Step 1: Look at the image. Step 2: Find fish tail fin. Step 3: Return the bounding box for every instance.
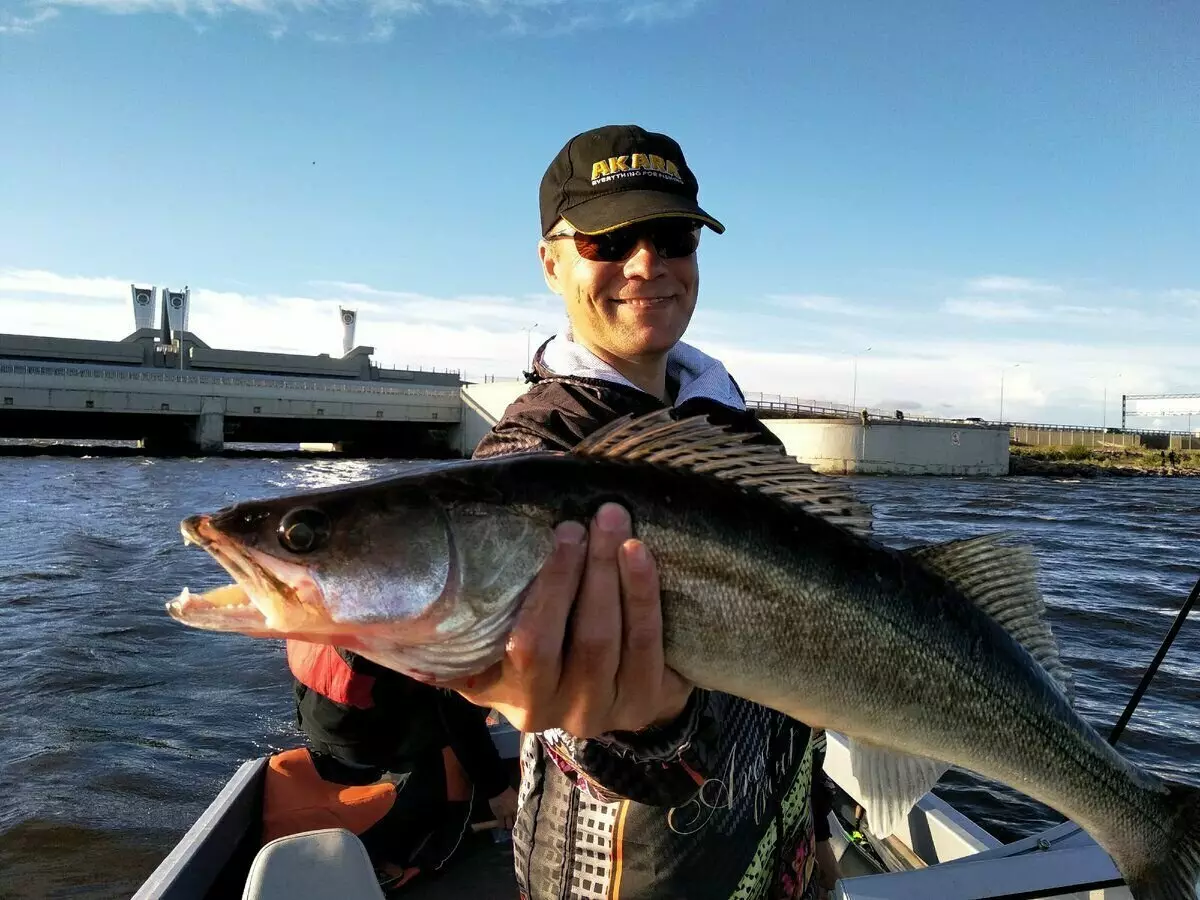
[1125,781,1200,900]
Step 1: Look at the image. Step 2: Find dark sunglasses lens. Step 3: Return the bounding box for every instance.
[652,225,700,258]
[573,231,634,262]
[574,222,699,262]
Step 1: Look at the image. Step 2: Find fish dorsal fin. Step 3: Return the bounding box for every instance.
[571,410,873,537]
[905,535,1074,702]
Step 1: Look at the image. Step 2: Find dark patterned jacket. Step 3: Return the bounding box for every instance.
[472,341,832,900]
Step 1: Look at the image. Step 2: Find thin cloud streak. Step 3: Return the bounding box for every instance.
[0,268,131,299]
[942,298,1043,321]
[764,294,879,318]
[0,8,59,33]
[967,275,1063,295]
[3,0,700,38]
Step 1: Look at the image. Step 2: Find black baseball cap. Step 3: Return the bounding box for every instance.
[539,124,725,237]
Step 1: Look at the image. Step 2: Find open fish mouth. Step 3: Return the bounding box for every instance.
[167,515,328,634]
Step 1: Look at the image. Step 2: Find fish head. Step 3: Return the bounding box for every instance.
[167,473,558,682]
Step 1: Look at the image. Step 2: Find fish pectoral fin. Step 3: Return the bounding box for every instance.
[903,535,1075,704]
[847,737,949,839]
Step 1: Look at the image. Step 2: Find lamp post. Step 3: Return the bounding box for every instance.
[851,346,872,411]
[1102,373,1122,431]
[523,322,539,369]
[999,363,1020,423]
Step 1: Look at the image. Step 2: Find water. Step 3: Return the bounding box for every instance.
[1,459,1198,898]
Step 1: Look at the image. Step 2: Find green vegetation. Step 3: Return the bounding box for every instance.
[1009,444,1199,477]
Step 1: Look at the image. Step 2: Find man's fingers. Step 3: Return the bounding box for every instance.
[560,504,627,704]
[503,520,587,721]
[614,537,665,728]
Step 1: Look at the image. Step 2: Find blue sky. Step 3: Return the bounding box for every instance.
[2,0,1197,428]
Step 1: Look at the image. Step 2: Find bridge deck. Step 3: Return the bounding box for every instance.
[0,360,462,452]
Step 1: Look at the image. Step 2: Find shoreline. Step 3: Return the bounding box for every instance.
[1009,449,1198,479]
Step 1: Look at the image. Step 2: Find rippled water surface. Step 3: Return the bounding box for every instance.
[1,457,1198,898]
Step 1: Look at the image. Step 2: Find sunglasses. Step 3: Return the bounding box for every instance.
[545,220,701,263]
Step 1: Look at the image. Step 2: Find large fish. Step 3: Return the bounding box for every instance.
[168,411,1200,900]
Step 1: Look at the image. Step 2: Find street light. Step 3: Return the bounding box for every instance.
[851,346,872,411]
[999,363,1020,423]
[523,322,540,369]
[1102,372,1122,431]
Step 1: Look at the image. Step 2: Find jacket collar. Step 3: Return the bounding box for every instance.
[532,334,746,411]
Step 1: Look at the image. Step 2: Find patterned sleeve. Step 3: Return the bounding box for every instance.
[537,688,724,807]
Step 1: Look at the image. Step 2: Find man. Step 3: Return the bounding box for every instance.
[453,125,839,899]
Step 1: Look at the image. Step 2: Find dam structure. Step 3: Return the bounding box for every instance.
[0,286,461,455]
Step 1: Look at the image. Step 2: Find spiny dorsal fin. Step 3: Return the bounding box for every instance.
[572,410,874,537]
[905,535,1074,702]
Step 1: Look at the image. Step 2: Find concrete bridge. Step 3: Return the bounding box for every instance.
[0,331,462,455]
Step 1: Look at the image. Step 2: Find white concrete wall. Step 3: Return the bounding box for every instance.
[763,418,1009,475]
[0,361,461,423]
[458,380,532,456]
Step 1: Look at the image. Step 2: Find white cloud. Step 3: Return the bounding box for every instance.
[1167,289,1200,308]
[0,268,564,380]
[3,0,699,38]
[966,275,1063,295]
[764,294,876,317]
[0,7,59,32]
[0,268,130,299]
[942,297,1042,321]
[621,0,702,23]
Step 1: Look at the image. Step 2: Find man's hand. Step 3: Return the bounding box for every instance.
[449,502,692,738]
[487,786,519,830]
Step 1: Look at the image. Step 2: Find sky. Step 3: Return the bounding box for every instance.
[1,0,1197,429]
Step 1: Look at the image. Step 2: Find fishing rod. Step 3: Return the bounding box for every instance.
[1107,571,1200,746]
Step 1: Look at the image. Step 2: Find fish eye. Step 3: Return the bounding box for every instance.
[277,507,331,554]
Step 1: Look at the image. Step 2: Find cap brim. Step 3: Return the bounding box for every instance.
[560,189,725,235]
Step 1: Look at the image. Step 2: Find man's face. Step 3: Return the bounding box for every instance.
[540,219,700,361]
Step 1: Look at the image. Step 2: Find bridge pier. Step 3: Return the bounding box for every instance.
[137,400,225,455]
[193,399,225,453]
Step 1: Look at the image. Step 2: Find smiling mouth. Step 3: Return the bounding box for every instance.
[613,296,674,308]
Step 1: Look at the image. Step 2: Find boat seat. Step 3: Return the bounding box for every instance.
[242,827,385,900]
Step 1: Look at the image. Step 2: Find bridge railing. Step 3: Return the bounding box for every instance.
[743,392,1198,437]
[0,362,460,399]
[743,393,971,425]
[1007,419,1192,437]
